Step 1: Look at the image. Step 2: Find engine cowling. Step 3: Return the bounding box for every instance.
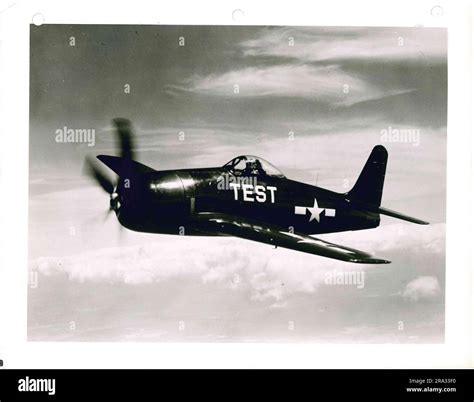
[117,172,190,234]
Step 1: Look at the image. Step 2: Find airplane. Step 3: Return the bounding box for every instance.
[84,118,429,264]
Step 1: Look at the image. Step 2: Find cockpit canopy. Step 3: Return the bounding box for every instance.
[223,155,285,178]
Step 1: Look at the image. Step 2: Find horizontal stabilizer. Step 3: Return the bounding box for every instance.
[378,207,429,225]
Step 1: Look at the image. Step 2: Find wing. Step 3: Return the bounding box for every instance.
[194,213,390,264]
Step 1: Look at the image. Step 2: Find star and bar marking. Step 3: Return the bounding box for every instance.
[294,198,336,222]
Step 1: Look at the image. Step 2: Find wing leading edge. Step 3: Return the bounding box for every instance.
[194,214,390,264]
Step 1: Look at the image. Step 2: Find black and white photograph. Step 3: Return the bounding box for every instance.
[28,25,447,343]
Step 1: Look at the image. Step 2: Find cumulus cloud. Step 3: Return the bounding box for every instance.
[402,276,441,302]
[30,223,445,302]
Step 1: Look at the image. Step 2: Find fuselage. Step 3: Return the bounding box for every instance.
[115,167,380,236]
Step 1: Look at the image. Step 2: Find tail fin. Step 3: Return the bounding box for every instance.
[347,145,388,207]
[347,145,429,225]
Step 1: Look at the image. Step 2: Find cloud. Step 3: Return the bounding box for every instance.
[30,223,445,303]
[402,276,441,302]
[171,27,446,106]
[174,64,413,106]
[240,27,447,62]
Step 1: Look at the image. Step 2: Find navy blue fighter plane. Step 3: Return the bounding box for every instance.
[85,118,428,264]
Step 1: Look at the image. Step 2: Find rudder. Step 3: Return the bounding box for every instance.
[347,145,388,207]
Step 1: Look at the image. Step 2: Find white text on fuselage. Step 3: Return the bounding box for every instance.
[229,183,277,203]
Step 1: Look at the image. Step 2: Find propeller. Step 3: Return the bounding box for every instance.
[83,155,119,216]
[83,117,138,217]
[112,117,135,161]
[84,155,115,195]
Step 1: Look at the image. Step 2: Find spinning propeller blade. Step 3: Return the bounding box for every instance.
[112,118,135,161]
[84,155,115,195]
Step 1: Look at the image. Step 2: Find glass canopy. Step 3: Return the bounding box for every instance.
[223,155,285,178]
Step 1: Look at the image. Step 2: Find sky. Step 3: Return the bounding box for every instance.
[28,25,447,342]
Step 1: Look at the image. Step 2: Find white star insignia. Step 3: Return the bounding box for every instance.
[307,198,325,222]
[294,198,336,223]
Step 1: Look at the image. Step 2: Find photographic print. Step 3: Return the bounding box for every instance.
[28,25,447,342]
